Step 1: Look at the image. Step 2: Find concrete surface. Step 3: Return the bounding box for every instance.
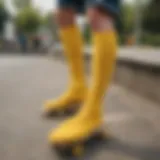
[0,55,160,160]
[52,44,160,66]
[84,46,160,66]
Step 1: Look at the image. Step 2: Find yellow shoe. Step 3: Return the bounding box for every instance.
[44,26,86,116]
[44,84,87,116]
[49,105,102,144]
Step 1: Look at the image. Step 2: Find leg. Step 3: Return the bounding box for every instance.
[43,8,87,116]
[49,6,117,143]
[48,3,118,156]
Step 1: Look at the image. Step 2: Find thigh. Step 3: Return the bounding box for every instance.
[86,0,120,16]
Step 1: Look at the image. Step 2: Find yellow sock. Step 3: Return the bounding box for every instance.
[44,26,86,114]
[82,30,117,118]
[49,30,117,143]
[60,26,86,89]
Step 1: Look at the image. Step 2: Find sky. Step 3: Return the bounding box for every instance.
[6,0,134,14]
[33,0,57,13]
[33,0,134,13]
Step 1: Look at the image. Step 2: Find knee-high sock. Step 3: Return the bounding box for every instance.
[59,25,86,95]
[80,30,117,119]
[48,31,117,143]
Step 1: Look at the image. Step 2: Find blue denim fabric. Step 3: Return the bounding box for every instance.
[58,0,120,16]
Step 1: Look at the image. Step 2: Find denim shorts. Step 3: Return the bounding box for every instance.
[58,0,120,16]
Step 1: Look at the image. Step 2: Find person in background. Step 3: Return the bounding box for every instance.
[17,30,28,53]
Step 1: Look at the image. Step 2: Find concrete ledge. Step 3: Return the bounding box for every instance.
[50,44,160,102]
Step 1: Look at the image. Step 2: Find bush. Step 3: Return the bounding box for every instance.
[15,7,42,34]
[0,2,8,35]
[83,23,91,44]
[142,33,160,47]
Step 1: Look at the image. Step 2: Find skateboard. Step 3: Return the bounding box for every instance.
[52,130,108,157]
[43,103,81,118]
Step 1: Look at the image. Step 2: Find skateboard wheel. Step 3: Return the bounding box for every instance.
[58,110,65,116]
[73,145,84,157]
[42,109,51,117]
[99,132,107,139]
[44,109,58,117]
[92,131,107,141]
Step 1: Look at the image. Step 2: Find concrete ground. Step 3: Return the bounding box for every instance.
[0,55,160,160]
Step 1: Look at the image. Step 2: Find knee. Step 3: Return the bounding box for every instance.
[56,8,76,28]
[87,7,113,31]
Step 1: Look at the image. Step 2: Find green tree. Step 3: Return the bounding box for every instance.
[43,11,58,41]
[15,7,42,34]
[83,23,91,44]
[13,0,31,10]
[44,12,56,29]
[0,1,8,35]
[121,3,134,34]
[142,0,160,33]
